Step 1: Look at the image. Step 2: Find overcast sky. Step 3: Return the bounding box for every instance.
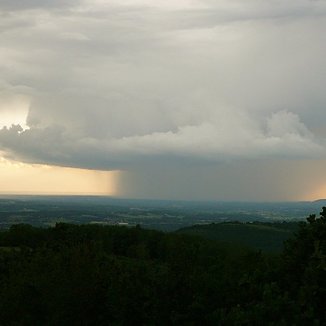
[0,0,326,200]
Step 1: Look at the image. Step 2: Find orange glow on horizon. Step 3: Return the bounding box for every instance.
[304,184,326,202]
[0,157,119,196]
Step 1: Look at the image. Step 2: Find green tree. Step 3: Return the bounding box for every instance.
[281,207,326,324]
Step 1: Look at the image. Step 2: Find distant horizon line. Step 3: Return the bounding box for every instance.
[0,193,325,204]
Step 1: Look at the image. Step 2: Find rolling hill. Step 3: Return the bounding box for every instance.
[177,221,299,252]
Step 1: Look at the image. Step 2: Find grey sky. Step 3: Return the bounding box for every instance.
[0,0,326,200]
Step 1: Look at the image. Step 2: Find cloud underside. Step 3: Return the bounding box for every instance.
[0,110,323,170]
[0,0,326,171]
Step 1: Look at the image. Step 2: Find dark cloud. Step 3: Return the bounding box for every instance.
[0,0,326,200]
[0,109,323,171]
[116,160,326,201]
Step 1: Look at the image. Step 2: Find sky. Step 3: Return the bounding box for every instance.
[0,0,326,201]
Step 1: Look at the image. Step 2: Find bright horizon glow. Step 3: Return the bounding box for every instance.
[1,156,325,201]
[0,157,119,196]
[305,184,326,202]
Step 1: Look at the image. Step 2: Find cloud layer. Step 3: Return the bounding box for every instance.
[0,0,326,171]
[0,109,323,170]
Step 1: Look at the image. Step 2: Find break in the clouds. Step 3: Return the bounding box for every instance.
[0,0,326,199]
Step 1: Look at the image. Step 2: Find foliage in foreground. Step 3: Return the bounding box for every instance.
[0,209,325,325]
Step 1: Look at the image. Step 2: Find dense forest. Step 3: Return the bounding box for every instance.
[0,209,325,325]
[177,221,299,252]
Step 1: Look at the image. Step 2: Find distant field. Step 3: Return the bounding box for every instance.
[0,195,319,231]
[177,222,300,252]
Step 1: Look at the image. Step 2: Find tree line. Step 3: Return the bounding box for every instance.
[0,209,325,325]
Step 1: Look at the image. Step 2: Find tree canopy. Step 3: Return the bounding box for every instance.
[0,209,325,325]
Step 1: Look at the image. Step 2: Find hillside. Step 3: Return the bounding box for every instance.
[177,222,299,252]
[0,216,325,325]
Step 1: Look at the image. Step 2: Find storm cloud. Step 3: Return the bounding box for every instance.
[1,0,326,199]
